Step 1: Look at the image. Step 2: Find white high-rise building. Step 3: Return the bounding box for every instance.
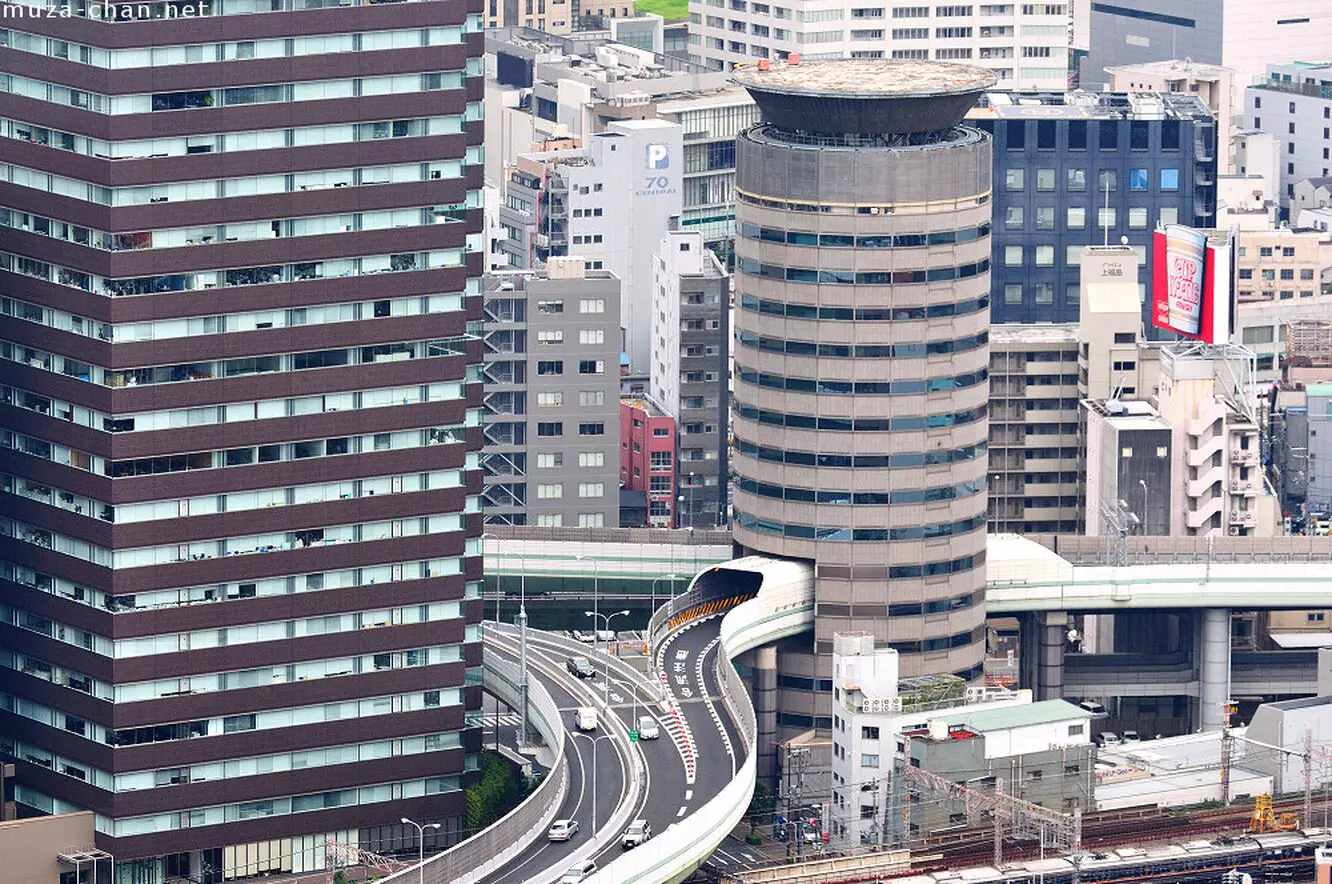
[687,0,1089,90]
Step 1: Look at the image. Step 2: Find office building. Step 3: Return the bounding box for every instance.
[0,5,485,880]
[731,59,994,697]
[1104,59,1239,171]
[619,398,677,528]
[482,260,622,528]
[1082,1,1332,102]
[970,90,1217,326]
[485,28,751,243]
[651,231,729,529]
[1244,63,1332,207]
[496,118,683,373]
[687,0,1090,90]
[827,633,1031,850]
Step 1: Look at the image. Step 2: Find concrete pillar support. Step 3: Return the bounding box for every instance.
[1198,608,1232,733]
[1036,611,1068,702]
[754,645,778,783]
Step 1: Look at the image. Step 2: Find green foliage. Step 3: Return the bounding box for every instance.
[634,0,689,20]
[332,872,350,884]
[747,780,774,835]
[465,751,529,832]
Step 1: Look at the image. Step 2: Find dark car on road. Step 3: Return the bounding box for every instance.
[567,656,596,679]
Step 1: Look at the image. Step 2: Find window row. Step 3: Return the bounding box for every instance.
[735,402,986,432]
[736,329,988,359]
[739,220,990,249]
[737,256,991,286]
[0,70,467,115]
[3,292,467,343]
[3,419,478,479]
[4,467,465,525]
[737,511,987,561]
[3,558,476,616]
[738,292,988,322]
[737,366,987,395]
[0,25,469,69]
[0,204,470,254]
[1,510,467,569]
[735,435,987,469]
[4,158,464,206]
[0,686,464,751]
[1,245,473,298]
[1004,166,1180,193]
[1002,204,1178,231]
[736,475,985,506]
[3,335,471,389]
[1,114,466,162]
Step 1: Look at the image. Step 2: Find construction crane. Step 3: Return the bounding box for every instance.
[1247,795,1300,834]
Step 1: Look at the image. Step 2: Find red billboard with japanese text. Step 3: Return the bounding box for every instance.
[1151,225,1232,344]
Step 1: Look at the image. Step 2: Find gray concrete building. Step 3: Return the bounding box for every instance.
[730,59,994,692]
[482,259,622,528]
[651,230,730,528]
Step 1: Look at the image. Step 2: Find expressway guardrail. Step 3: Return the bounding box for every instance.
[379,638,569,884]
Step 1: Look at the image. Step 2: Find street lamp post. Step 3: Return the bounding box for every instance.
[570,732,616,831]
[517,551,529,748]
[574,554,601,652]
[586,609,631,703]
[1139,478,1149,536]
[651,572,678,618]
[400,816,442,884]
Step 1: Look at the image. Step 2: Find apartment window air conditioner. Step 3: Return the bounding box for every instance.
[1229,526,1241,535]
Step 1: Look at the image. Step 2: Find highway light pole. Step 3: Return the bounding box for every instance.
[586,609,631,704]
[571,733,615,831]
[651,572,678,618]
[518,552,529,748]
[574,554,601,652]
[400,816,441,884]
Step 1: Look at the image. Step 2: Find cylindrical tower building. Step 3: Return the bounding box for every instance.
[731,60,995,719]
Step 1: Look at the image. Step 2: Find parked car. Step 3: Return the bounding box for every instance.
[571,630,595,643]
[623,819,652,848]
[594,629,616,643]
[567,656,597,679]
[637,716,661,740]
[1078,700,1108,717]
[547,819,579,842]
[1121,730,1141,743]
[576,706,598,731]
[560,860,597,883]
[1095,732,1123,748]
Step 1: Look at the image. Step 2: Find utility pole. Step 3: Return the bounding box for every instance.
[1305,727,1314,828]
[993,775,1004,867]
[1220,701,1234,805]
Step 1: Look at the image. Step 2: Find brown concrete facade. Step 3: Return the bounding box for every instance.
[731,114,992,732]
[0,1,483,878]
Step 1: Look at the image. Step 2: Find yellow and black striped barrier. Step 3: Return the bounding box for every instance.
[667,592,757,631]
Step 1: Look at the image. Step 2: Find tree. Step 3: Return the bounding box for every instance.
[465,751,529,832]
[747,780,774,838]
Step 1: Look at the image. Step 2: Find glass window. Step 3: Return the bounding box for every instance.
[1004,245,1024,266]
[1099,122,1119,150]
[1098,207,1117,229]
[1007,120,1026,149]
[1004,284,1023,305]
[1035,282,1054,304]
[1129,168,1149,191]
[1037,120,1056,150]
[1035,245,1054,266]
[1160,168,1180,191]
[1067,168,1086,191]
[1036,207,1054,230]
[1005,168,1025,191]
[1160,206,1179,226]
[1068,120,1087,150]
[1066,283,1081,305]
[1036,168,1055,191]
[1066,246,1082,266]
[1004,206,1023,229]
[1067,206,1086,229]
[1128,207,1148,229]
[1097,169,1117,192]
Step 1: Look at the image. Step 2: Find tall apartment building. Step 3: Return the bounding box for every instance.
[988,246,1156,535]
[1082,0,1332,105]
[0,4,485,881]
[1244,63,1332,208]
[651,231,729,529]
[496,118,683,373]
[731,59,995,719]
[482,261,621,528]
[969,90,1217,326]
[485,29,751,243]
[687,0,1090,90]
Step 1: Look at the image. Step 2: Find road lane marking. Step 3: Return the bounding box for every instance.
[685,789,693,800]
[677,806,687,817]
